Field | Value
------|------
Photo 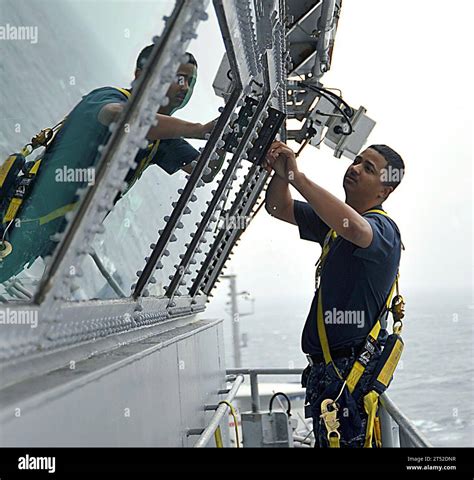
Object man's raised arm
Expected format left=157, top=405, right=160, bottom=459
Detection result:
left=265, top=141, right=373, bottom=247
left=98, top=103, right=215, bottom=140
left=264, top=173, right=296, bottom=225
left=264, top=143, right=298, bottom=224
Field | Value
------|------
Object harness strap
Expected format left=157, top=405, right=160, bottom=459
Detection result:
left=374, top=412, right=383, bottom=448
left=316, top=208, right=397, bottom=385
left=345, top=320, right=382, bottom=392
left=1, top=87, right=139, bottom=234
left=121, top=139, right=160, bottom=197
left=3, top=157, right=43, bottom=224
left=363, top=391, right=380, bottom=447
left=114, top=87, right=132, bottom=99
left=315, top=208, right=400, bottom=447
left=103, top=86, right=161, bottom=199
left=39, top=203, right=77, bottom=225
left=345, top=274, right=399, bottom=393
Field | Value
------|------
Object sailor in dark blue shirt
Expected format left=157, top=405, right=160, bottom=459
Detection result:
left=294, top=199, right=401, bottom=354
left=264, top=141, right=405, bottom=447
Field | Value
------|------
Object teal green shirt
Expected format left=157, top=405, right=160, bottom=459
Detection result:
left=0, top=87, right=199, bottom=282
left=0, top=87, right=127, bottom=281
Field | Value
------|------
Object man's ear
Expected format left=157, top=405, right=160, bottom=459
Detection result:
left=380, top=185, right=394, bottom=201
left=134, top=68, right=142, bottom=80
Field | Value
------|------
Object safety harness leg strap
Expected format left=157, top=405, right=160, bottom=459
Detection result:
left=363, top=391, right=379, bottom=448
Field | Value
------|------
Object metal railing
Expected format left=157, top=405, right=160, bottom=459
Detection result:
left=227, top=368, right=303, bottom=413
left=225, top=368, right=433, bottom=448
left=191, top=374, right=244, bottom=448
left=379, top=393, right=433, bottom=447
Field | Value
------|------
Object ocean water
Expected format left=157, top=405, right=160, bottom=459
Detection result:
left=209, top=287, right=474, bottom=447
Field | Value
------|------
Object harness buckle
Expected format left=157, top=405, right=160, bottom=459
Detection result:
left=0, top=240, right=12, bottom=260
left=320, top=398, right=340, bottom=441
left=390, top=294, right=405, bottom=322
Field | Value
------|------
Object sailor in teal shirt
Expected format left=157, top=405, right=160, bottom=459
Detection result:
left=0, top=48, right=218, bottom=282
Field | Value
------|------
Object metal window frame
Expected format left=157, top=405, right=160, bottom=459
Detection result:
left=0, top=0, right=288, bottom=361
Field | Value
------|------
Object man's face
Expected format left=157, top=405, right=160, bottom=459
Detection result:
left=163, top=63, right=196, bottom=113
left=343, top=148, right=391, bottom=203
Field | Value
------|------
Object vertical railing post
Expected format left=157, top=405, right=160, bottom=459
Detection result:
left=250, top=372, right=260, bottom=412
left=379, top=403, right=394, bottom=447
left=399, top=428, right=412, bottom=447
left=379, top=403, right=401, bottom=447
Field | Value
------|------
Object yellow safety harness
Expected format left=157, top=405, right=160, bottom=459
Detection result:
left=0, top=120, right=65, bottom=259
left=111, top=88, right=161, bottom=198
left=121, top=139, right=160, bottom=197
left=0, top=87, right=158, bottom=260
left=315, top=209, right=405, bottom=447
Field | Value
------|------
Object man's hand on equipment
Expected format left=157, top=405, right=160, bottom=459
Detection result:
left=195, top=117, right=218, bottom=140
left=264, top=140, right=300, bottom=182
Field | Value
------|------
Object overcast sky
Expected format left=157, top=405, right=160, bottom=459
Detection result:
left=69, top=0, right=473, bottom=309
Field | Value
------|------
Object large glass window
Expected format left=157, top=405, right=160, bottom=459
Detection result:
left=0, top=0, right=231, bottom=302
left=56, top=2, right=227, bottom=301
left=0, top=0, right=178, bottom=301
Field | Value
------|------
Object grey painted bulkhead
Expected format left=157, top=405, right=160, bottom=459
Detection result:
left=0, top=316, right=227, bottom=447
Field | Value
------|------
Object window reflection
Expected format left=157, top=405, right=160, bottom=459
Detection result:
left=0, top=0, right=228, bottom=303
left=69, top=7, right=227, bottom=300
left=0, top=0, right=179, bottom=302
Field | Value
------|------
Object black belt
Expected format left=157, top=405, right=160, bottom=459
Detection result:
left=306, top=345, right=361, bottom=366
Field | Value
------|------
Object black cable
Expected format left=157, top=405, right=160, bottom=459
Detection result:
left=269, top=392, right=292, bottom=417
left=308, top=82, right=354, bottom=118
left=250, top=78, right=264, bottom=89
left=295, top=72, right=353, bottom=117
left=298, top=81, right=353, bottom=135
left=322, top=86, right=343, bottom=97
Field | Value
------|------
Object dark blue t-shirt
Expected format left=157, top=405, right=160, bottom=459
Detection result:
left=149, top=138, right=199, bottom=174
left=293, top=200, right=402, bottom=355
left=107, top=88, right=198, bottom=180
left=123, top=137, right=199, bottom=190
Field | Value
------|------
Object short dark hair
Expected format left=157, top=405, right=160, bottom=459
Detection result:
left=369, top=144, right=405, bottom=190
left=136, top=45, right=197, bottom=70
